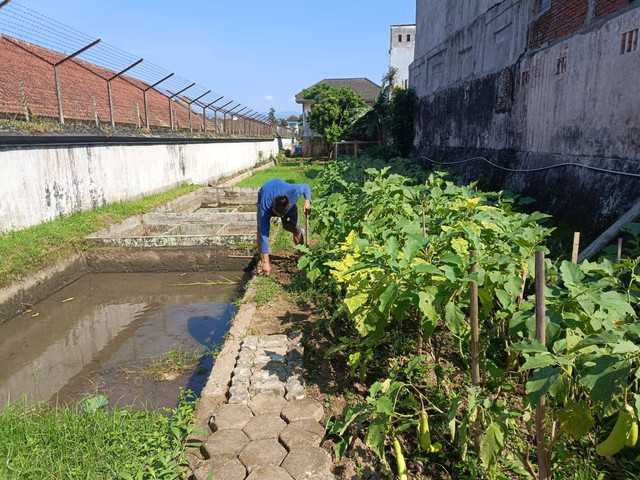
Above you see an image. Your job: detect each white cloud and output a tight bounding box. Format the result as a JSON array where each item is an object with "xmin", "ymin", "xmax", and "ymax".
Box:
[{"xmin": 265, "ymin": 95, "xmax": 274, "ymax": 101}]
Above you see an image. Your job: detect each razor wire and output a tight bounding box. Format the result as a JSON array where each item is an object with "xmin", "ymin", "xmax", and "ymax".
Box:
[{"xmin": 0, "ymin": 0, "xmax": 277, "ymax": 132}]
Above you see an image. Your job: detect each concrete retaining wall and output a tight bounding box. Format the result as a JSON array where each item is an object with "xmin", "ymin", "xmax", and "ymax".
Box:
[{"xmin": 0, "ymin": 138, "xmax": 281, "ymax": 232}]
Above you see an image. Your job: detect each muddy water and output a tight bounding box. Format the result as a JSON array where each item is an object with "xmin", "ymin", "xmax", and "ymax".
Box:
[{"xmin": 0, "ymin": 271, "xmax": 245, "ymax": 409}]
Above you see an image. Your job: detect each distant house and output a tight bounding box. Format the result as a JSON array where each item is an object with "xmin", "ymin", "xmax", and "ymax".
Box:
[
  {"xmin": 286, "ymin": 114, "xmax": 300, "ymax": 135},
  {"xmin": 389, "ymin": 24, "xmax": 415, "ymax": 89},
  {"xmin": 295, "ymin": 78, "xmax": 381, "ymax": 152}
]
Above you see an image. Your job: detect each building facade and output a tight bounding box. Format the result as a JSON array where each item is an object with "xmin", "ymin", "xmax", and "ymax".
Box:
[
  {"xmin": 389, "ymin": 24, "xmax": 416, "ymax": 88},
  {"xmin": 409, "ymin": 0, "xmax": 640, "ymax": 232}
]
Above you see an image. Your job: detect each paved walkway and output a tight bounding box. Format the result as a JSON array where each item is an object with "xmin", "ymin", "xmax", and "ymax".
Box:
[{"xmin": 192, "ymin": 334, "xmax": 334, "ymax": 480}]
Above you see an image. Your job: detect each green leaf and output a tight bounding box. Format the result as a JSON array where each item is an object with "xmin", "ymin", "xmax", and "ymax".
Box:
[
  {"xmin": 579, "ymin": 356, "xmax": 631, "ymax": 407},
  {"xmin": 345, "ymin": 292, "xmax": 368, "ymax": 314},
  {"xmin": 479, "ymin": 422, "xmax": 504, "ymax": 469},
  {"xmin": 509, "ymin": 339, "xmax": 548, "ymax": 354},
  {"xmin": 448, "ymin": 397, "xmax": 463, "ymax": 440},
  {"xmin": 366, "ymin": 414, "xmax": 389, "ymax": 459},
  {"xmin": 560, "ymin": 261, "xmax": 585, "ymax": 285},
  {"xmin": 557, "ymin": 401, "xmax": 595, "ymax": 438},
  {"xmin": 375, "ymin": 395, "xmax": 395, "ymax": 416},
  {"xmin": 378, "ymin": 284, "xmax": 398, "ymax": 318},
  {"xmin": 520, "ymin": 353, "xmax": 556, "ymax": 371},
  {"xmin": 612, "ymin": 340, "xmax": 640, "ymax": 355},
  {"xmin": 333, "ymin": 434, "xmax": 353, "ymax": 462},
  {"xmin": 526, "ymin": 366, "xmax": 562, "ymax": 405},
  {"xmin": 445, "ymin": 302, "xmax": 467, "ymax": 334},
  {"xmin": 83, "ymin": 395, "xmax": 108, "ymax": 414},
  {"xmin": 572, "ymin": 331, "xmax": 623, "ymax": 351}
]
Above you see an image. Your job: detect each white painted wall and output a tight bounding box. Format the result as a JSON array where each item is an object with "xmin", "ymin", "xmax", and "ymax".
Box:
[
  {"xmin": 390, "ymin": 25, "xmax": 416, "ymax": 88},
  {"xmin": 0, "ymin": 139, "xmax": 280, "ymax": 232}
]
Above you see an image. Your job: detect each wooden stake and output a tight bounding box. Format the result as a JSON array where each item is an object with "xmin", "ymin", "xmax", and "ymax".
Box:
[
  {"xmin": 571, "ymin": 232, "xmax": 580, "ymax": 264},
  {"xmin": 617, "ymin": 238, "xmax": 623, "ymax": 263},
  {"xmin": 535, "ymin": 251, "xmax": 551, "ymax": 480},
  {"xmin": 305, "ymin": 211, "xmax": 310, "ymax": 247},
  {"xmin": 469, "ymin": 250, "xmax": 480, "ymax": 387}
]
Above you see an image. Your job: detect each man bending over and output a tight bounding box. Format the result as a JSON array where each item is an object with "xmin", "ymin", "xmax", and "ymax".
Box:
[{"xmin": 256, "ymin": 178, "xmax": 311, "ymax": 276}]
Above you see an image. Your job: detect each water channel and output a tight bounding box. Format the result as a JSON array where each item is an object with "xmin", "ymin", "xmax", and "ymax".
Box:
[{"xmin": 0, "ymin": 271, "xmax": 246, "ymax": 410}]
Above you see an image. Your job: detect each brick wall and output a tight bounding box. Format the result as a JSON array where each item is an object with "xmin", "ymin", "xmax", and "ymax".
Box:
[
  {"xmin": 0, "ymin": 36, "xmax": 202, "ymax": 129},
  {"xmin": 529, "ymin": 0, "xmax": 589, "ymax": 49},
  {"xmin": 594, "ymin": 0, "xmax": 633, "ymax": 19}
]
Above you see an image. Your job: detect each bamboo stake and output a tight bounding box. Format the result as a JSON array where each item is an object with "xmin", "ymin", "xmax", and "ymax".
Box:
[
  {"xmin": 469, "ymin": 250, "xmax": 480, "ymax": 386},
  {"xmin": 617, "ymin": 238, "xmax": 623, "ymax": 263},
  {"xmin": 470, "ymin": 250, "xmax": 482, "ymax": 452},
  {"xmin": 571, "ymin": 232, "xmax": 580, "ymax": 264},
  {"xmin": 305, "ymin": 210, "xmax": 310, "ymax": 247},
  {"xmin": 535, "ymin": 251, "xmax": 551, "ymax": 480}
]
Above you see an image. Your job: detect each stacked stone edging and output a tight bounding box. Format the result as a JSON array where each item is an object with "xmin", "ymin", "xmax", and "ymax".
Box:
[{"xmin": 192, "ymin": 334, "xmax": 334, "ymax": 480}]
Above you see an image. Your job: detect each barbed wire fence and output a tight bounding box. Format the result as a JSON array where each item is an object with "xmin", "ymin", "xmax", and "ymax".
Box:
[{"xmin": 0, "ymin": 0, "xmax": 293, "ymax": 137}]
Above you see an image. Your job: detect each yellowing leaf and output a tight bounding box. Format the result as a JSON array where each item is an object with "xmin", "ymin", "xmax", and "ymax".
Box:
[
  {"xmin": 451, "ymin": 238, "xmax": 469, "ymax": 255},
  {"xmin": 345, "ymin": 293, "xmax": 369, "ymax": 314},
  {"xmin": 465, "ymin": 198, "xmax": 481, "ymax": 209}
]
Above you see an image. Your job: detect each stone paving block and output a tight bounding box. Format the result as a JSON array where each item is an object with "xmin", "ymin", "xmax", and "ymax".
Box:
[
  {"xmin": 259, "ymin": 334, "xmax": 290, "ymax": 348},
  {"xmin": 281, "ymin": 398, "xmax": 324, "ymax": 423},
  {"xmin": 254, "ymin": 353, "xmax": 288, "ymax": 367},
  {"xmin": 246, "ymin": 466, "xmax": 294, "ymax": 479},
  {"xmin": 281, "ymin": 447, "xmax": 332, "ymax": 480},
  {"xmin": 257, "ymin": 345, "xmax": 289, "ymax": 357},
  {"xmin": 287, "ymin": 349, "xmax": 304, "ymax": 366},
  {"xmin": 211, "ymin": 403, "xmax": 254, "ymax": 431},
  {"xmin": 228, "ymin": 388, "xmax": 250, "ymax": 405},
  {"xmin": 201, "ymin": 429, "xmax": 250, "ymax": 460},
  {"xmin": 239, "ymin": 439, "xmax": 287, "ymax": 473},
  {"xmin": 285, "ymin": 375, "xmax": 306, "ymax": 401},
  {"xmin": 243, "ymin": 414, "xmax": 287, "ymax": 440},
  {"xmin": 279, "ymin": 420, "xmax": 324, "ymax": 450},
  {"xmin": 243, "ymin": 335, "xmax": 259, "ymax": 349},
  {"xmin": 233, "ymin": 365, "xmax": 253, "ymax": 379},
  {"xmin": 193, "ymin": 458, "xmax": 246, "ymax": 480},
  {"xmin": 252, "ymin": 366, "xmax": 288, "ymax": 382},
  {"xmin": 248, "ymin": 392, "xmax": 288, "ymax": 415},
  {"xmin": 250, "ymin": 377, "xmax": 286, "ymax": 396}
]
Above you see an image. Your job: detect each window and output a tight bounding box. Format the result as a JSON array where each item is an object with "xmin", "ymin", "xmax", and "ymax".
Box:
[
  {"xmin": 398, "ymin": 34, "xmax": 402, "ymax": 42},
  {"xmin": 556, "ymin": 56, "xmax": 567, "ymax": 75},
  {"xmin": 538, "ymin": 0, "xmax": 550, "ymax": 12},
  {"xmin": 620, "ymin": 29, "xmax": 638, "ymax": 55},
  {"xmin": 521, "ymin": 70, "xmax": 530, "ymax": 86},
  {"xmin": 407, "ymin": 34, "xmax": 411, "ymax": 42}
]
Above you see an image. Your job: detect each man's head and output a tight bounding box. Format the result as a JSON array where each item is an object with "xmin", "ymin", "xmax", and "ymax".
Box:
[{"xmin": 272, "ymin": 195, "xmax": 290, "ymax": 217}]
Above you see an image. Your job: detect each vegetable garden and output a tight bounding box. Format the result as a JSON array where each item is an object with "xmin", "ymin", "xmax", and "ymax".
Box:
[{"xmin": 298, "ymin": 156, "xmax": 640, "ymax": 479}]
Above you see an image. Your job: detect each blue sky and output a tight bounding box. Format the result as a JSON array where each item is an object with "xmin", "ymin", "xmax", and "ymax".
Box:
[{"xmin": 7, "ymin": 0, "xmax": 415, "ymax": 117}]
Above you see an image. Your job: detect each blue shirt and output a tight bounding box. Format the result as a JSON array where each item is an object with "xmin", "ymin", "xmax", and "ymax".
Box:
[{"xmin": 257, "ymin": 179, "xmax": 311, "ymax": 254}]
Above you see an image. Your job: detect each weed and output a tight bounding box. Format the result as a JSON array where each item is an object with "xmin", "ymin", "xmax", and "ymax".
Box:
[
  {"xmin": 251, "ymin": 275, "xmax": 281, "ymax": 306},
  {"xmin": 0, "ymin": 390, "xmax": 198, "ymax": 480}
]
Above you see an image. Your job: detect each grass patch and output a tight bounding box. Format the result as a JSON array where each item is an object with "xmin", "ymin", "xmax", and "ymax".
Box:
[
  {"xmin": 0, "ymin": 390, "xmax": 198, "ymax": 480},
  {"xmin": 119, "ymin": 349, "xmax": 216, "ymax": 383},
  {"xmin": 234, "ymin": 158, "xmax": 325, "ymax": 189},
  {"xmin": 0, "ymin": 184, "xmax": 201, "ymax": 289},
  {"xmin": 251, "ymin": 275, "xmax": 282, "ymax": 306}
]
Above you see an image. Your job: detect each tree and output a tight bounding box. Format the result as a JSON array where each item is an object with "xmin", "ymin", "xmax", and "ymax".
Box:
[
  {"xmin": 302, "ymin": 83, "xmax": 366, "ymax": 154},
  {"xmin": 381, "ymin": 66, "xmax": 399, "ymax": 89},
  {"xmin": 384, "ymin": 87, "xmax": 417, "ymax": 157},
  {"xmin": 268, "ymin": 107, "xmax": 277, "ymax": 124}
]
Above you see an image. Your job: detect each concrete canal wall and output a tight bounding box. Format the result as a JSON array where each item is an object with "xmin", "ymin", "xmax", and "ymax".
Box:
[{"xmin": 0, "ymin": 137, "xmax": 290, "ymax": 232}]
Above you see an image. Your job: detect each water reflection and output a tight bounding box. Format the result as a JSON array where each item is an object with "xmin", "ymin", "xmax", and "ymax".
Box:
[{"xmin": 0, "ymin": 272, "xmax": 243, "ymax": 408}]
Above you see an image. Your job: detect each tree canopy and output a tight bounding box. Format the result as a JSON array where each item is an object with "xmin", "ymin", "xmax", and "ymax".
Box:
[{"xmin": 302, "ymin": 83, "xmax": 366, "ymax": 148}]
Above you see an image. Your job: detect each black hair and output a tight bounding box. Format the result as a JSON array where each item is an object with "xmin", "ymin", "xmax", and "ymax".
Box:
[{"xmin": 272, "ymin": 195, "xmax": 290, "ymax": 215}]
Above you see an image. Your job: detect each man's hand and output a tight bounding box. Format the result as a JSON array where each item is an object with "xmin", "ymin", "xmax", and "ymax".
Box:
[
  {"xmin": 259, "ymin": 253, "xmax": 271, "ymax": 276},
  {"xmin": 303, "ymin": 199, "xmax": 311, "ymax": 215}
]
